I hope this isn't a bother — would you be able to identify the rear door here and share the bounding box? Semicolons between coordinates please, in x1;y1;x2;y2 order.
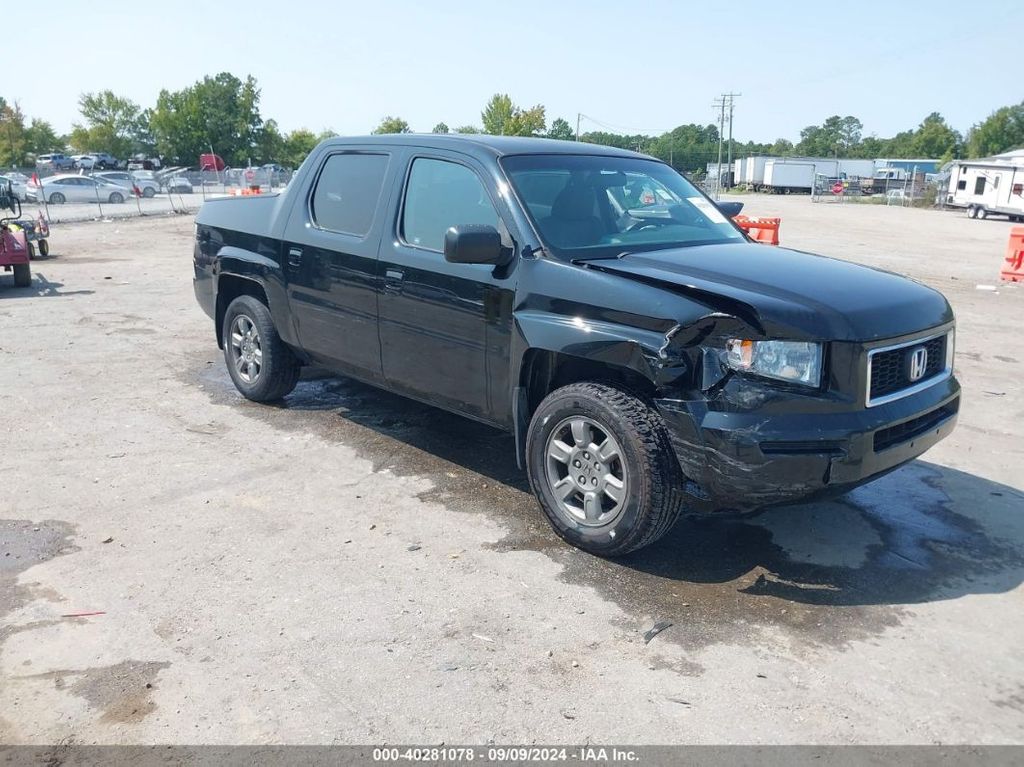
281;148;394;382
377;152;518;423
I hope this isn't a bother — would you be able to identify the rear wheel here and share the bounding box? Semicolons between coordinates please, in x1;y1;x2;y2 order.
977;207;988;220
108;192;124;204
37;239;49;257
13;263;31;288
526;382;685;556
142;187;155;198
221;295;301;402
48;192;65;204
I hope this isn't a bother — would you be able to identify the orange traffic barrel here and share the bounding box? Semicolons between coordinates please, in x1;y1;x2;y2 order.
733;215;781;245
1002;226;1024;283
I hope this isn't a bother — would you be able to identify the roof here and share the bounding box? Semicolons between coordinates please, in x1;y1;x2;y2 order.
956;148;1024;169
318;133;646;159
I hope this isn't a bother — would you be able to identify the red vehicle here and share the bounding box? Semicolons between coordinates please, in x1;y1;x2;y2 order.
1;180;31;287
200;153;226;172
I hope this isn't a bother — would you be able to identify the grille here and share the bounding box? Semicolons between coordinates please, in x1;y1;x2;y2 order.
869;335;946;402
873;399;959;452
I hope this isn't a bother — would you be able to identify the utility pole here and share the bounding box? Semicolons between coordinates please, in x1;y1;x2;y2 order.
725;92;740;184
575;113;581;142
712;96;727;199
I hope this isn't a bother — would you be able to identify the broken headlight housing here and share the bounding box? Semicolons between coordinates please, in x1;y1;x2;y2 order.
725;339;822;387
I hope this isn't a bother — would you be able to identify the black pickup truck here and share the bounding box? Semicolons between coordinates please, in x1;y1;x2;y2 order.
193;135;959;556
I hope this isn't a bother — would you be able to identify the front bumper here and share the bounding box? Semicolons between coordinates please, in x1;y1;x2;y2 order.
655;375;960;512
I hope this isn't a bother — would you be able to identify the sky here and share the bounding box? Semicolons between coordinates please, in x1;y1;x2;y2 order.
5;0;1021;143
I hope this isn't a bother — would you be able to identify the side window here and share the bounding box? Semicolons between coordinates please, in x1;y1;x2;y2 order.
974;177;986;195
310;153;389;236
401;158;498;252
957;179;967;190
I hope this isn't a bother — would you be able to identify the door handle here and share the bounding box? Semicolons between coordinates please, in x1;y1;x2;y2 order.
385;269;404;281
287;247;303;268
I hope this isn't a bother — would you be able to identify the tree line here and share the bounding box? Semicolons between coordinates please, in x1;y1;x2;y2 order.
2;74;1022;172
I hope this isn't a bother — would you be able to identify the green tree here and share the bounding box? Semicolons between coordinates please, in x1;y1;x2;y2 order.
769;138;794;155
481;94;546;136
796;115;862;156
547;117;574;140
0;97;28;167
431;122;449;134
373;116;411;134
255;119;285;163
24;119;62;157
68;90;146;158
910;112;961;159
967;101;1024;158
150;73;263;166
453;125;480;134
280;128;319;168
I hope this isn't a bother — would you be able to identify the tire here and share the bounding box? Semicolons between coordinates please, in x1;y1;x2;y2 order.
49;192;65;204
142;186;155;198
13;263;31;288
108;192;124;204
27;242;36;259
38;239;49;257
525;382;685;556
221;295;301;402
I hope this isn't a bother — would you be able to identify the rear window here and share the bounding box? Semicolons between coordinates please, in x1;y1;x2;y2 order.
310;153;389;237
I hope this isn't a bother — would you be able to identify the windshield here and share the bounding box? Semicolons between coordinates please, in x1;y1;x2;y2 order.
501;154;744;259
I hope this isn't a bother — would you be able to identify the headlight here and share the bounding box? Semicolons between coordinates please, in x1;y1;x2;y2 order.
725;339;823;387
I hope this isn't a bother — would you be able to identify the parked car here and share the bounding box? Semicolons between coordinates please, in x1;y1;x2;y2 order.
193;135;960;556
90;152;120;169
93;171;159;198
127;156;161;171
72;154;97;170
165;175;194;194
0;173;28;201
35;153;75;171
27;174;132;204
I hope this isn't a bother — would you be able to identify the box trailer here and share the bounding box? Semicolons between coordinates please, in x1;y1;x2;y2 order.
946;152;1024;221
733;158;744;186
836;159;875;180
763;160;816;193
746;156;769;188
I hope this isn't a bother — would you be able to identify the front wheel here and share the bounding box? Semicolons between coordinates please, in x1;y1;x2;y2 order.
142;187;155;198
526;382;685;556
221;295;301;402
37;239;49;257
108;192;124;204
48;192;65;204
13;263;31;288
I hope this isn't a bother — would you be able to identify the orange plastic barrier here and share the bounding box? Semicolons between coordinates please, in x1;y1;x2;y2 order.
733;215;781;245
1002;226;1024;283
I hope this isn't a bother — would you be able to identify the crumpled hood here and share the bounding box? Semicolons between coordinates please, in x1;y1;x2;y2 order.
586;242;953;341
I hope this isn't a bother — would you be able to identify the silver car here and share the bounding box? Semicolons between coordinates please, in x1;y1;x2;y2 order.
0;173;29;201
26;174;133;204
93;170;159;198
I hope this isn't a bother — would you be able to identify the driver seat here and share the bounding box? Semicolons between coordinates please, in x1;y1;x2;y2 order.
540;184;604;248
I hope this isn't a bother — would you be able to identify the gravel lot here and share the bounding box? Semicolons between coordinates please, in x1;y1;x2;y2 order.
1;197;1022;745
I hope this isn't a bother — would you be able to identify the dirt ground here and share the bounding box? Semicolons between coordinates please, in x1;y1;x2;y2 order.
0;197;1022;745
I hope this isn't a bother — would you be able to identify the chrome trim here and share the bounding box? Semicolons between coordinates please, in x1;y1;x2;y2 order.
865;329;954;407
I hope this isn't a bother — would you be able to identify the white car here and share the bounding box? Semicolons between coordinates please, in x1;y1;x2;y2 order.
72;154;98;170
0;173;29;201
26;174;133;204
92;171;159;198
165;175;193;194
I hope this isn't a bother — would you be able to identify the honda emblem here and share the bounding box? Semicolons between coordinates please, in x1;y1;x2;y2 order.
907;347;928;382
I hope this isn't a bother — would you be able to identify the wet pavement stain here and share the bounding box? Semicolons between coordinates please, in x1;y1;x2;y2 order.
20;660;171;724
191;362;1024;654
0;519;78;643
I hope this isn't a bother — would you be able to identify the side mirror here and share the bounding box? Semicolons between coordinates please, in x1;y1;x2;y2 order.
716;201;744;218
443;224;505;265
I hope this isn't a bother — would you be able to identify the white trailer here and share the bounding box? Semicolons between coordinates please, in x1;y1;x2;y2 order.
733;158;743;186
763;160;816;193
836;159;875;179
946;150;1024;221
746;156;769;188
